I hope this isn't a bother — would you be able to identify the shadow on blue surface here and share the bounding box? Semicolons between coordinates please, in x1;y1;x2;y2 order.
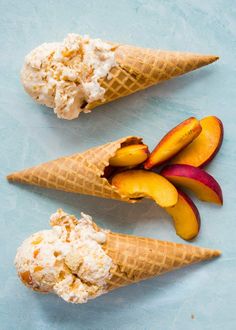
7;181;172;234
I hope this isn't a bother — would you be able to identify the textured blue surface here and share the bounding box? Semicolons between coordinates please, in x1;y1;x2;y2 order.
1;0;236;329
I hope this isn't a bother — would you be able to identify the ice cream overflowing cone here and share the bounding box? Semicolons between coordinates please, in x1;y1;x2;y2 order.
15;210;221;303
21;34;219;120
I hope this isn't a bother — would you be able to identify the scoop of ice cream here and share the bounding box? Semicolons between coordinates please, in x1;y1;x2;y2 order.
21;34;117;120
15;209;113;304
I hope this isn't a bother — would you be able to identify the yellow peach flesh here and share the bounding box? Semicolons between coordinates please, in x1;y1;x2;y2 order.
165;192;200;240
112;170;178;207
145;117;202;168
171;116;223;167
109;144;149;167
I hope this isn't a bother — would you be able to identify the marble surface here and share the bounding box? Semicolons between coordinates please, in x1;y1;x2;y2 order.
1;0;236;329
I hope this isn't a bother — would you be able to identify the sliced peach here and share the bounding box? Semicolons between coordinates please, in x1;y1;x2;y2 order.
109;144;149;167
161;164;223;205
111;170;178;207
165;189;201;240
171;116;223;167
144;117;202;169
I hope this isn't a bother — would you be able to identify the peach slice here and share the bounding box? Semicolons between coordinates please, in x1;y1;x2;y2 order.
111;170;178;207
161;164;223;205
171;116;224;167
144;117;202;169
109;144;149;167
165;189;201;240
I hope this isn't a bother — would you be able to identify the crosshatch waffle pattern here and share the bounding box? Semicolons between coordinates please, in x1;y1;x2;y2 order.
7;136;142;201
104;232;221;290
87;45;219;110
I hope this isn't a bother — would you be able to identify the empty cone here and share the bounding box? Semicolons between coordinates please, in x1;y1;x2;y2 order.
103;231;220;290
86;45;219;110
7;136;142;201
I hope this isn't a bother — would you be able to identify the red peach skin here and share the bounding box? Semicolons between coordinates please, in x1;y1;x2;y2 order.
161;164;223;205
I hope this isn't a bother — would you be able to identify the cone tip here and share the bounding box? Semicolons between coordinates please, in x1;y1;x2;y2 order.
212;249;222;257
210;55;220;63
7;173;14;181
183;52;219;65
200;54;219;65
7;172;19;182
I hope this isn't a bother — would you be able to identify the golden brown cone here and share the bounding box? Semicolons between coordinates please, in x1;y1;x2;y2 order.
7;136;142;202
103;231;221;290
86;45;219;110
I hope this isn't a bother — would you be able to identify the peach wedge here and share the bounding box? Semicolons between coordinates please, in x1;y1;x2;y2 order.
171;116;224;167
165;189;201;240
111;170;178;207
109;144;149;167
144;117;202;169
161;164;223;205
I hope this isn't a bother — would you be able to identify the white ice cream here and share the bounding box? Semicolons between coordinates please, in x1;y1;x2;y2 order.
15;209;113;304
21;34;117;119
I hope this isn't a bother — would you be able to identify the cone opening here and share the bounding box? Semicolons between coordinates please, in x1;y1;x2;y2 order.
100;137;143;176
100;137;143;202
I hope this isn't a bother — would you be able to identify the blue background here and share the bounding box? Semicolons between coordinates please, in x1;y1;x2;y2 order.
1;0;236;329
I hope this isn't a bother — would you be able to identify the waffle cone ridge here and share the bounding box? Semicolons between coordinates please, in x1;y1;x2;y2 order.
87;45;219;110
7;136;142;201
104;232;221;290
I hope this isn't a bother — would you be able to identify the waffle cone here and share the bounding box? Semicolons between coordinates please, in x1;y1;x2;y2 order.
86;45;219;110
103;231;220;290
7;136;142;201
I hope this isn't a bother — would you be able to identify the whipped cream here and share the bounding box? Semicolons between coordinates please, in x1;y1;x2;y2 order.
15;209;113;304
21;34;117;119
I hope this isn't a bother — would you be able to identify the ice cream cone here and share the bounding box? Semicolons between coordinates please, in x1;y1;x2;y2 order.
103;231;220;290
86;45;219;110
21;35;219;120
7;136;142;201
14;210;221;303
